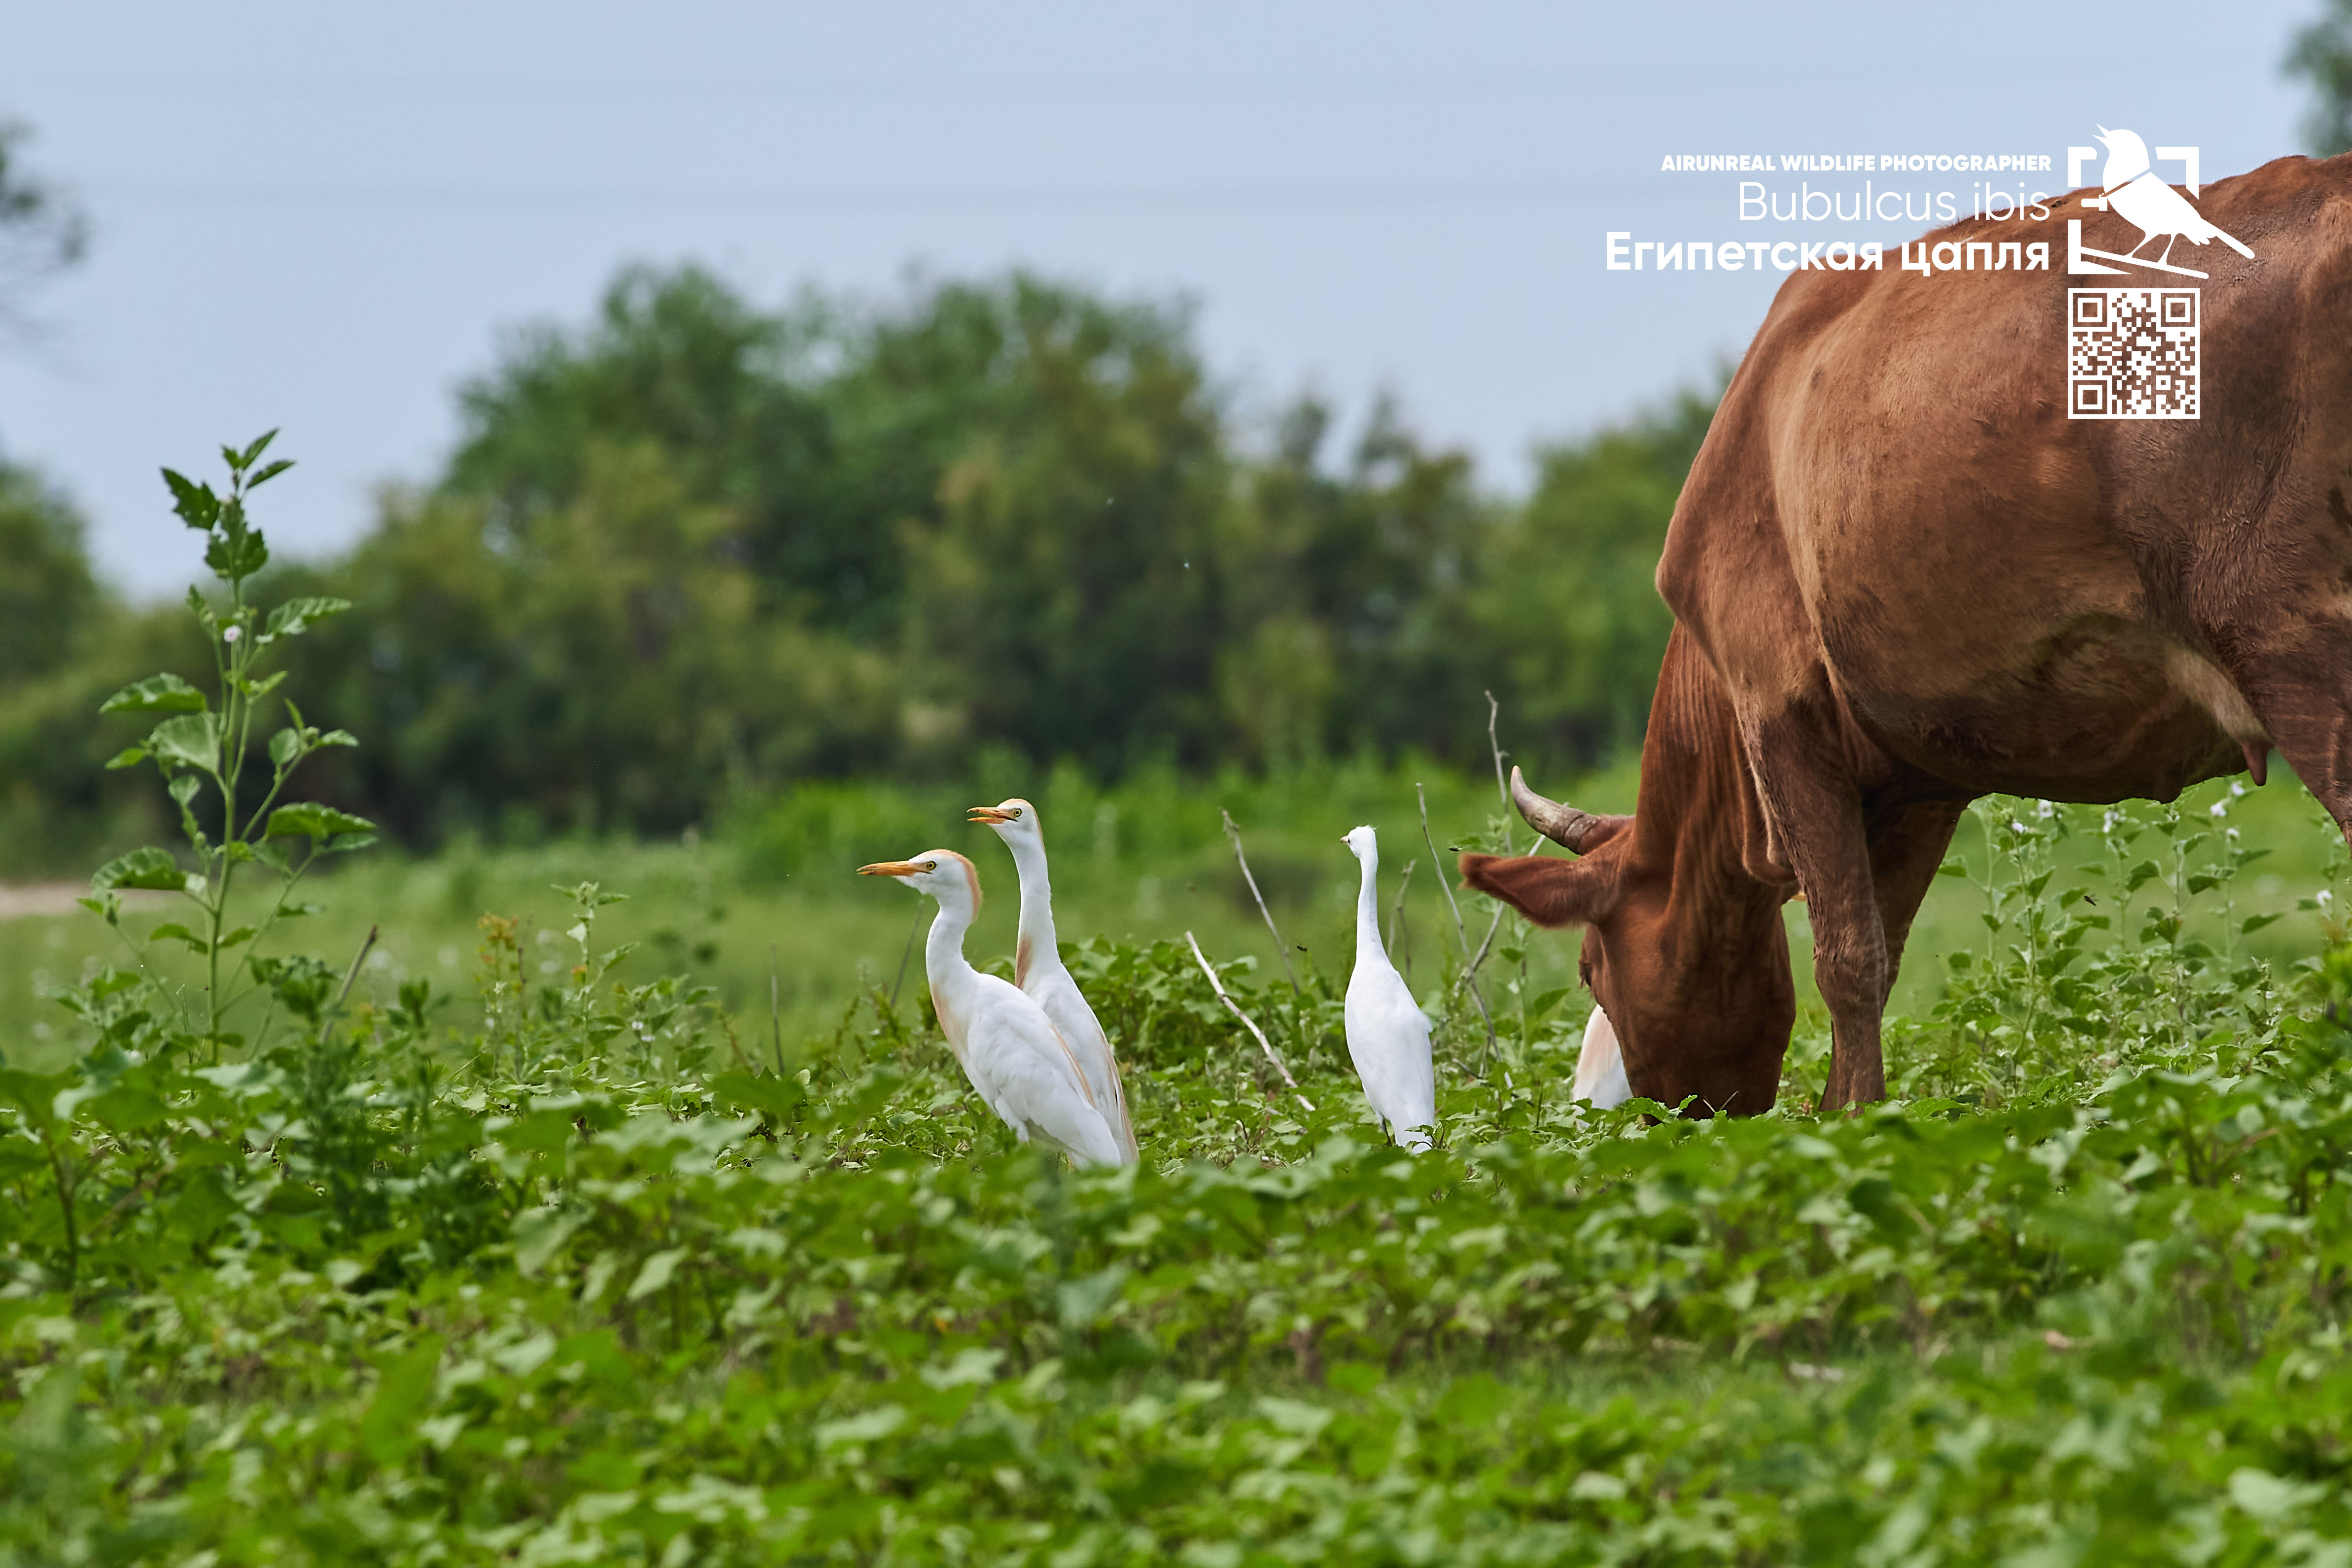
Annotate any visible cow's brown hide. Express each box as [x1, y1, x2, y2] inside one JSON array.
[[1467, 154, 2352, 1113]]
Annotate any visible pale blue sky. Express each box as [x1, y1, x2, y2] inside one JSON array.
[[0, 0, 2317, 594]]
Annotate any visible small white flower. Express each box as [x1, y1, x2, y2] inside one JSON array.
[[2009, 820, 2028, 835], [2102, 809, 2118, 834], [2036, 800, 2055, 819], [2230, 781, 2247, 798], [2227, 828, 2241, 842], [222, 625, 242, 644], [2320, 890, 2335, 909], [2209, 801, 2228, 818]]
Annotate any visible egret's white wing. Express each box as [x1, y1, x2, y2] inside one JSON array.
[[1343, 962, 1436, 1151], [962, 974, 1124, 1168], [1027, 962, 1138, 1160], [1573, 1005, 1631, 1109]]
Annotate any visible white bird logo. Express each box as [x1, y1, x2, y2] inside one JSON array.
[[2093, 126, 2252, 271]]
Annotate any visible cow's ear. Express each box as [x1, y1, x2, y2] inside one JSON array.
[[1458, 850, 1623, 929]]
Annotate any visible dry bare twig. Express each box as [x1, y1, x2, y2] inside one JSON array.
[[1187, 931, 1314, 1111], [1222, 809, 1302, 997], [1385, 857, 1416, 978], [1418, 782, 1497, 1066]]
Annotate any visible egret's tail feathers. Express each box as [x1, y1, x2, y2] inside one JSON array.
[[1030, 1106, 1128, 1169]]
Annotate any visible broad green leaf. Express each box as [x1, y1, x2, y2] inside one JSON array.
[[162, 467, 218, 530], [164, 1170, 239, 1245], [100, 673, 206, 715], [269, 727, 302, 768], [205, 525, 270, 581], [149, 923, 210, 953], [249, 953, 337, 1022], [626, 1247, 689, 1301], [359, 1338, 444, 1467], [104, 747, 148, 770], [265, 803, 376, 840], [0, 1067, 73, 1133], [248, 457, 294, 487], [513, 1208, 584, 1277], [87, 1084, 170, 1133], [93, 848, 196, 894], [711, 1069, 804, 1121], [816, 1406, 905, 1448], [234, 429, 278, 470], [147, 712, 222, 774], [263, 595, 352, 641]]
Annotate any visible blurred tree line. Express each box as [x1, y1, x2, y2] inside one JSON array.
[[0, 264, 1712, 869]]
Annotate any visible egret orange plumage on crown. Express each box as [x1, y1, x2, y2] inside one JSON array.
[[967, 798, 1140, 1162], [857, 849, 1125, 1167]]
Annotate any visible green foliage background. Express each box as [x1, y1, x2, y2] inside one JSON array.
[[0, 264, 1696, 867]]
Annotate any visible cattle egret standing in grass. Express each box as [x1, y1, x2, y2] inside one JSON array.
[[857, 850, 1123, 1168], [1573, 1005, 1632, 1109], [968, 798, 1139, 1162], [1341, 825, 1436, 1150]]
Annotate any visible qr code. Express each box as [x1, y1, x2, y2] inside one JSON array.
[[2068, 288, 2199, 419]]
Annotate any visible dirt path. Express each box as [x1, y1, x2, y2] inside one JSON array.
[[0, 883, 164, 920], [0, 883, 91, 920]]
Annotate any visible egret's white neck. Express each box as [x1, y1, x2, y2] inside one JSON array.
[[923, 897, 983, 1052], [1005, 834, 1060, 971], [1352, 847, 1384, 962]]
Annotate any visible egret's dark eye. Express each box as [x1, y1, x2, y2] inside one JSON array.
[[1007, 807, 1023, 819], [923, 860, 938, 871]]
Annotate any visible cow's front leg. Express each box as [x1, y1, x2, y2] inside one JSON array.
[[1745, 719, 1889, 1111]]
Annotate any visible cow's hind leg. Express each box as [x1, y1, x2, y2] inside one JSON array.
[[1867, 800, 1969, 1007]]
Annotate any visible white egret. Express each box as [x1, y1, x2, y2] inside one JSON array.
[[857, 849, 1123, 1168], [1341, 825, 1437, 1150], [1572, 1004, 1632, 1108], [968, 798, 1140, 1162]]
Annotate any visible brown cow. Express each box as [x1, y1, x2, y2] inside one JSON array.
[[1463, 153, 2352, 1113]]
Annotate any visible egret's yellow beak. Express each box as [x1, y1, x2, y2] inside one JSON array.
[[967, 806, 1015, 825], [857, 860, 925, 878]]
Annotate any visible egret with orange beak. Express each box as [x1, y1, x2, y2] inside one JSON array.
[[1341, 825, 1436, 1150], [967, 798, 1139, 1162], [857, 849, 1124, 1167]]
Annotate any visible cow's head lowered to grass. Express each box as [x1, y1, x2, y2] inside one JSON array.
[[1459, 767, 1797, 1114], [1457, 635, 1801, 1114]]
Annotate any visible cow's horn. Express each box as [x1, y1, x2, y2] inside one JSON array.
[[1510, 766, 1622, 854]]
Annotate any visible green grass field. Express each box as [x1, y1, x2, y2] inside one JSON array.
[[3, 755, 2339, 1083], [7, 758, 2352, 1561]]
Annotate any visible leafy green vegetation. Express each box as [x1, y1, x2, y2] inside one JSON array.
[[9, 440, 2352, 1562]]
